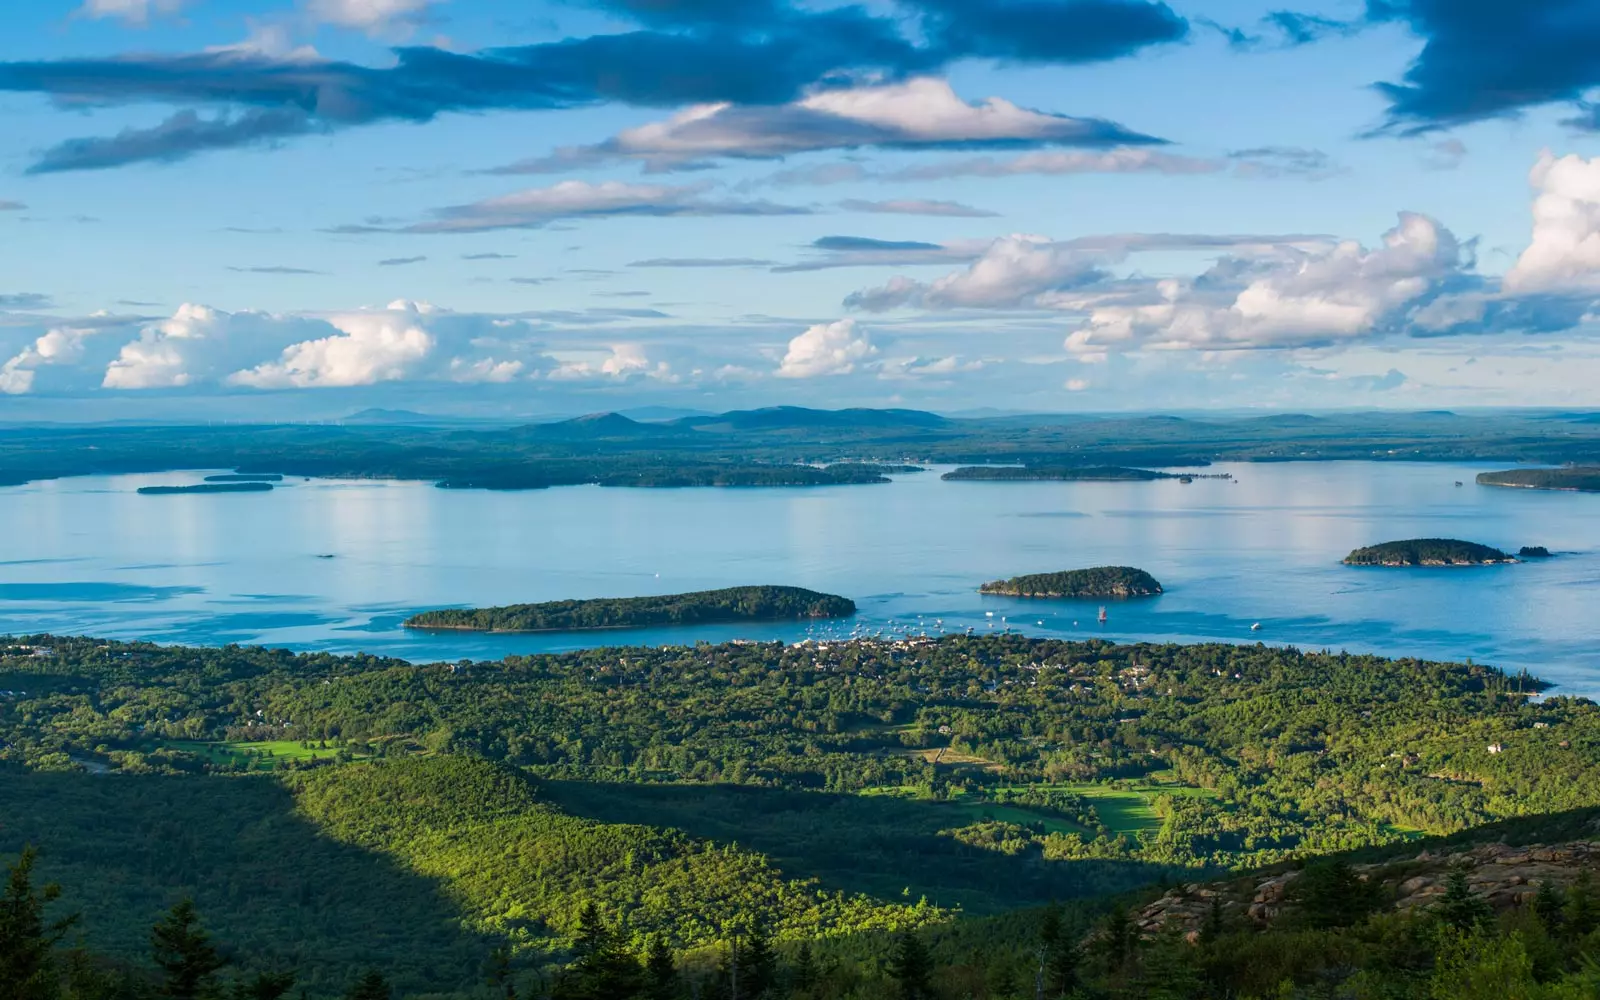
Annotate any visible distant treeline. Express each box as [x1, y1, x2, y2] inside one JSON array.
[[405, 586, 857, 632], [136, 482, 275, 495], [943, 466, 1176, 482], [5, 406, 1600, 491]]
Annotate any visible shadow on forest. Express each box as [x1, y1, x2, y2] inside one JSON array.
[[0, 769, 491, 996], [538, 779, 1176, 914]]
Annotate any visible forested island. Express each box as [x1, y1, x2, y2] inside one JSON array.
[[136, 482, 275, 495], [438, 462, 895, 490], [204, 473, 284, 482], [1343, 538, 1515, 566], [404, 585, 856, 632], [943, 466, 1177, 482], [979, 566, 1164, 598], [1478, 466, 1600, 492], [4, 632, 1597, 998]]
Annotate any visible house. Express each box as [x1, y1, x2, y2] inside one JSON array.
[[1487, 743, 1504, 754]]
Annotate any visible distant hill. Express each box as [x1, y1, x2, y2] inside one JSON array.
[[678, 406, 950, 433], [341, 408, 446, 424], [519, 412, 682, 441]]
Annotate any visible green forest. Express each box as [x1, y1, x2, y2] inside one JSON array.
[[6, 633, 1600, 997], [1341, 539, 1514, 566], [941, 467, 1174, 483], [404, 587, 857, 632], [1478, 467, 1600, 492], [978, 568, 1164, 599]]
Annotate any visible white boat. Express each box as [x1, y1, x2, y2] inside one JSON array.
[[1251, 622, 1263, 631]]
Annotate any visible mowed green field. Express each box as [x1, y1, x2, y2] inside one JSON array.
[[167, 740, 351, 770], [989, 779, 1220, 837]]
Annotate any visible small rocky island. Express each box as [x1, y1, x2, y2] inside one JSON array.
[[1477, 467, 1600, 492], [405, 585, 856, 633], [979, 567, 1164, 598], [137, 482, 275, 495], [1342, 539, 1515, 567]]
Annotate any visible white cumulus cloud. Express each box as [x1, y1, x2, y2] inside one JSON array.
[[1, 327, 94, 395], [1504, 151, 1600, 294], [1067, 213, 1469, 353], [777, 319, 877, 378], [229, 300, 436, 388]]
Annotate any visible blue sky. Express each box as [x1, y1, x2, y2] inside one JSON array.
[[4, 0, 1600, 419]]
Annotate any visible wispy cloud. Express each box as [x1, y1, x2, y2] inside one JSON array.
[[378, 256, 428, 267], [0, 293, 54, 310], [838, 198, 998, 218], [492, 78, 1164, 174], [74, 0, 187, 25], [396, 181, 811, 234], [629, 257, 778, 268], [227, 265, 323, 275]]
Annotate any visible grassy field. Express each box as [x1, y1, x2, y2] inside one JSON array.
[[167, 740, 352, 770], [989, 779, 1221, 837]]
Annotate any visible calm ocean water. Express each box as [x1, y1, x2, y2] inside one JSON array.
[[2, 462, 1597, 691]]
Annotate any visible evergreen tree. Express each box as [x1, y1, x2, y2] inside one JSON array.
[[553, 909, 644, 1000], [1133, 934, 1202, 1000], [1094, 904, 1135, 976], [486, 946, 516, 1000], [572, 904, 609, 961], [887, 932, 934, 1000], [1045, 940, 1080, 998], [789, 941, 817, 995], [1435, 864, 1492, 933], [1533, 880, 1566, 933], [344, 971, 390, 1000], [1295, 858, 1381, 929], [741, 920, 777, 999], [987, 960, 1020, 1000], [643, 937, 677, 1000], [228, 973, 295, 1000], [1199, 896, 1225, 945], [1036, 901, 1078, 998], [1, 847, 78, 1000], [1566, 869, 1599, 938], [151, 900, 226, 1000]]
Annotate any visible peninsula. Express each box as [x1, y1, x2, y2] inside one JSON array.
[[136, 482, 275, 495], [1342, 539, 1514, 566], [979, 566, 1164, 598], [1477, 467, 1600, 492], [404, 585, 856, 632]]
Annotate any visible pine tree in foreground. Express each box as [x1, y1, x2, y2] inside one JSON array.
[[151, 899, 226, 1000]]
